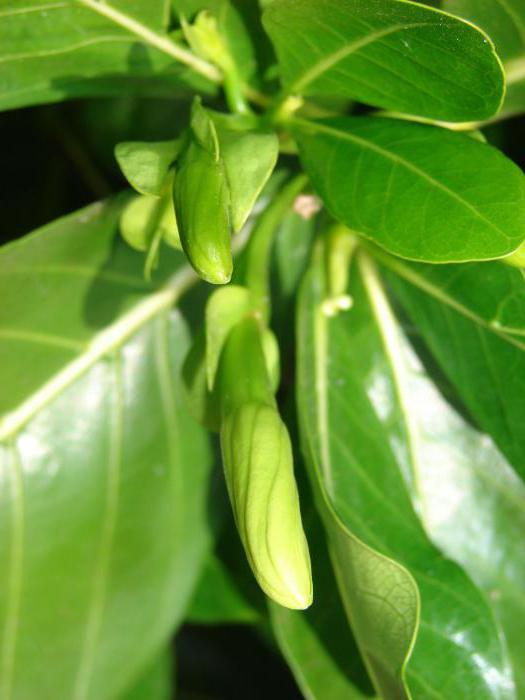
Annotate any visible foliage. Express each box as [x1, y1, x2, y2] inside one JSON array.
[[1, 0, 525, 698]]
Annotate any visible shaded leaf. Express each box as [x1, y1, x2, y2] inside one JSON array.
[[269, 508, 375, 700], [293, 116, 525, 262], [0, 0, 216, 112], [443, 0, 525, 116], [187, 553, 260, 624], [0, 198, 213, 699], [263, 0, 504, 122], [120, 648, 173, 700]]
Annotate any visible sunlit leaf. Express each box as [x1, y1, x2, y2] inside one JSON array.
[[0, 198, 213, 699], [263, 0, 504, 121], [293, 117, 525, 263]]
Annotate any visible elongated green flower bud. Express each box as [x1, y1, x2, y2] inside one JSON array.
[[221, 401, 312, 609], [174, 139, 233, 285], [217, 317, 312, 609]]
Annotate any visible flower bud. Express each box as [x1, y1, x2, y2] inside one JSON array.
[[221, 401, 312, 610], [173, 139, 232, 285], [217, 317, 312, 609]]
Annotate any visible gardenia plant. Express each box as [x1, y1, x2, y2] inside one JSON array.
[[1, 0, 525, 698]]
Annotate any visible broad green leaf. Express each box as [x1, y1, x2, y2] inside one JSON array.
[[293, 117, 525, 263], [338, 246, 525, 695], [0, 0, 216, 112], [263, 0, 504, 122], [120, 649, 173, 700], [443, 0, 525, 116], [186, 553, 260, 624], [0, 198, 213, 699], [269, 509, 374, 700], [296, 243, 514, 699], [115, 140, 180, 196], [374, 253, 525, 481]]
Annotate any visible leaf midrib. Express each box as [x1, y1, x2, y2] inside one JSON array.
[[293, 118, 515, 245], [366, 246, 525, 352], [0, 265, 197, 442], [288, 21, 431, 95]]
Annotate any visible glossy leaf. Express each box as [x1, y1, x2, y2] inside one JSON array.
[[338, 246, 525, 696], [293, 116, 525, 262], [0, 0, 216, 112], [443, 0, 525, 116], [263, 0, 504, 122], [115, 140, 180, 197], [0, 198, 213, 699], [375, 253, 525, 481], [296, 243, 514, 699]]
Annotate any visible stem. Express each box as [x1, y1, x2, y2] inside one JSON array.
[[245, 174, 308, 322], [77, 0, 221, 82], [76, 0, 271, 109], [223, 68, 252, 116]]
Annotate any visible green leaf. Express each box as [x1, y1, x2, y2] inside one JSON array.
[[296, 243, 514, 698], [211, 114, 279, 233], [263, 0, 504, 122], [0, 198, 213, 699], [375, 253, 525, 481], [120, 649, 173, 700], [337, 246, 525, 696], [269, 509, 374, 700], [186, 553, 260, 624], [0, 0, 217, 112], [293, 116, 525, 263], [115, 140, 180, 197], [442, 0, 525, 117]]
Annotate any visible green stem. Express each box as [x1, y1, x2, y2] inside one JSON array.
[[77, 0, 221, 82], [77, 0, 271, 110], [223, 66, 252, 116], [245, 174, 308, 322]]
